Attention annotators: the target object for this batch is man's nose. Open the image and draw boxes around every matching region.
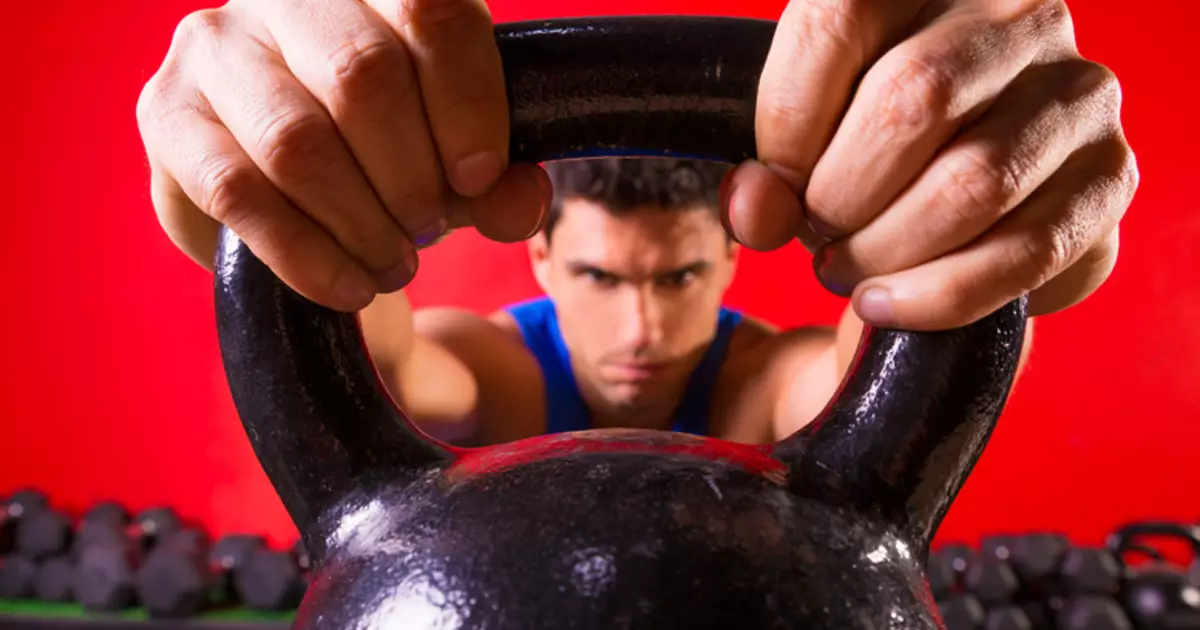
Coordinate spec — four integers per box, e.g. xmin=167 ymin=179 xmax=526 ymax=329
xmin=617 ymin=287 xmax=665 ymax=351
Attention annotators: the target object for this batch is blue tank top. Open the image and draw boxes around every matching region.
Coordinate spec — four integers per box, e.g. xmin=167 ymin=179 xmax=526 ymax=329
xmin=505 ymin=297 xmax=744 ymax=436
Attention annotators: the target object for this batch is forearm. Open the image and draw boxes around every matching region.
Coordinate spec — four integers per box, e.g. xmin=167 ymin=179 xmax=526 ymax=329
xmin=358 ymin=290 xmax=419 ymax=398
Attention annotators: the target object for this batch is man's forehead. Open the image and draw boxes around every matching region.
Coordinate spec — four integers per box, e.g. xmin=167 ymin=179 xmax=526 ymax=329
xmin=552 ymin=198 xmax=723 ymax=243
xmin=550 ymin=199 xmax=726 ymax=272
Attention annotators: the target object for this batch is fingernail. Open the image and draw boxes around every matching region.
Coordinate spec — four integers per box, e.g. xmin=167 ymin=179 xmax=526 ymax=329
xmin=807 ymin=213 xmax=842 ymax=240
xmin=814 ymin=248 xmax=857 ymax=297
xmin=857 ymin=286 xmax=896 ymax=328
xmin=451 ymin=151 xmax=503 ymax=198
xmin=335 ymin=268 xmax=377 ymax=309
xmin=376 ymin=244 xmax=419 ymax=293
xmin=411 ymin=218 xmax=448 ymax=249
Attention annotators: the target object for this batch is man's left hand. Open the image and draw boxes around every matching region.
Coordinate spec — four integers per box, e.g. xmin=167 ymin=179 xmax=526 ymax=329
xmin=725 ymin=0 xmax=1139 ymax=330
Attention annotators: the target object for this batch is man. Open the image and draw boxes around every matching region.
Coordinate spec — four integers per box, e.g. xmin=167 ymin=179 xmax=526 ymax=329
xmin=360 ymin=157 xmax=854 ymax=445
xmin=136 ymin=0 xmax=1138 ymax=444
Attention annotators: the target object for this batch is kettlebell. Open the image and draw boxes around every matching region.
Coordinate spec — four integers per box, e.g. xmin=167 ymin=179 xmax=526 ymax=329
xmin=1107 ymin=521 xmax=1200 ymax=629
xmin=214 ymin=16 xmax=1029 ymax=630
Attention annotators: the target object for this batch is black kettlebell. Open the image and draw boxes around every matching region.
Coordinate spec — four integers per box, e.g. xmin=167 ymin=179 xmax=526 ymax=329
xmin=1107 ymin=521 xmax=1200 ymax=629
xmin=214 ymin=16 xmax=1029 ymax=630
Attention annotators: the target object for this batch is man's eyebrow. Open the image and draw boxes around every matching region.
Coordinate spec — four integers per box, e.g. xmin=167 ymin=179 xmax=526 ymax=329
xmin=564 ymin=260 xmax=712 ymax=279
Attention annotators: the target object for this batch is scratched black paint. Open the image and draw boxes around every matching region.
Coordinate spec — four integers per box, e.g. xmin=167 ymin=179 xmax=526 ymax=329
xmin=214 ymin=15 xmax=1029 ymax=630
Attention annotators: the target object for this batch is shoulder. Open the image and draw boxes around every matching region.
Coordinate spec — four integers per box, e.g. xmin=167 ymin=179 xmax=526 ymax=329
xmin=709 ymin=314 xmax=838 ymax=443
xmin=410 ymin=303 xmax=546 ymax=443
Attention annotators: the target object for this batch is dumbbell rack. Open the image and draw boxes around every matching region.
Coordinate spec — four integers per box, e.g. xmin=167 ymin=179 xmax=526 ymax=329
xmin=0 ymin=601 xmax=289 ymax=630
xmin=1 ymin=491 xmax=305 ymax=629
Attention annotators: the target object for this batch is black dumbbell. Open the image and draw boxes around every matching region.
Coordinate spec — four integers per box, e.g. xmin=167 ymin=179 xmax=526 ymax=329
xmin=209 ymin=534 xmax=266 ymax=605
xmin=982 ymin=535 xmax=1019 ymax=562
xmin=941 ymin=543 xmax=978 ymax=577
xmin=941 ymin=593 xmax=988 ymax=630
xmin=965 ymin=557 xmax=1021 ymax=607
xmin=135 ymin=529 xmax=214 ymax=618
xmin=1055 ymin=595 xmax=1132 ymax=630
xmin=292 ymin=539 xmax=311 ymax=572
xmin=130 ymin=507 xmax=181 ymax=555
xmin=0 ymin=555 xmax=38 ymax=598
xmin=0 ymin=490 xmax=48 ymax=555
xmin=1107 ymin=520 xmax=1200 ymax=630
xmin=929 ymin=549 xmax=960 ymax=599
xmin=74 ymin=537 xmax=141 ymax=611
xmin=235 ymin=547 xmax=306 ymax=610
xmin=34 ymin=555 xmax=75 ymax=602
xmin=984 ymin=605 xmax=1034 ymax=630
xmin=1009 ymin=532 xmax=1070 ymax=598
xmin=1059 ymin=547 xmax=1121 ymax=596
xmin=73 ymin=501 xmax=131 ymax=555
xmin=16 ymin=508 xmax=73 ymax=561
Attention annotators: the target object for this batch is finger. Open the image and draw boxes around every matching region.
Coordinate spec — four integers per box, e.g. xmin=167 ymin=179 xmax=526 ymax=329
xmin=260 ymin=0 xmax=450 ymax=250
xmin=366 ymin=0 xmax=499 ymax=189
xmin=718 ymin=161 xmax=809 ymax=252
xmin=1028 ymin=226 xmax=1119 ymax=316
xmin=806 ymin=0 xmax=1075 ymax=238
xmin=753 ymin=0 xmax=929 ymax=189
xmin=366 ymin=0 xmax=545 ymax=241
xmin=815 ymin=58 xmax=1122 ymax=295
xmin=462 ymin=162 xmax=551 ymax=242
xmin=844 ymin=136 xmax=1138 ymax=331
xmin=149 ymin=166 xmax=222 ymax=271
xmin=144 ymin=103 xmax=379 ymax=312
xmin=189 ymin=14 xmax=418 ymax=291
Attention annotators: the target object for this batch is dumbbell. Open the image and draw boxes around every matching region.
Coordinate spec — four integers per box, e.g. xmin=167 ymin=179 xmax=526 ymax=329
xmin=235 ymin=546 xmax=307 ymax=610
xmin=1106 ymin=521 xmax=1200 ymax=630
xmin=1055 ymin=595 xmax=1133 ymax=630
xmin=209 ymin=534 xmax=267 ymax=605
xmin=1059 ymin=547 xmax=1121 ymax=596
xmin=73 ymin=501 xmax=131 ymax=554
xmin=0 ymin=490 xmax=49 ymax=555
xmin=135 ymin=529 xmax=214 ymax=618
xmin=16 ymin=507 xmax=73 ymax=561
xmin=929 ymin=549 xmax=961 ymax=599
xmin=1009 ymin=533 xmax=1070 ymax=598
xmin=0 ymin=555 xmax=38 ymax=598
xmin=74 ymin=530 xmax=143 ymax=611
xmin=34 ymin=555 xmax=75 ymax=602
xmin=964 ymin=557 xmax=1021 ymax=607
xmin=941 ymin=593 xmax=988 ymax=630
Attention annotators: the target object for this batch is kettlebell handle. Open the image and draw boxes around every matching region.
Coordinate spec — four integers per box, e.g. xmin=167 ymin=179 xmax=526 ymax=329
xmin=215 ymin=15 xmax=1028 ymax=555
xmin=1108 ymin=521 xmax=1200 ymax=566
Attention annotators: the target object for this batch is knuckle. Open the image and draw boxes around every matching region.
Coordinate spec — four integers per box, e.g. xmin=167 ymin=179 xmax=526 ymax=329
xmin=940 ymin=144 xmax=1025 ymax=224
xmin=787 ymin=0 xmax=870 ymax=66
xmin=1100 ymin=137 xmax=1141 ymax=202
xmin=255 ymin=111 xmax=337 ymax=181
xmin=172 ymin=8 xmax=230 ymax=50
xmin=198 ymin=160 xmax=261 ymax=228
xmin=1018 ymin=223 xmax=1072 ymax=290
xmin=326 ymin=35 xmax=412 ymax=105
xmin=398 ymin=0 xmax=492 ymax=34
xmin=876 ymin=53 xmax=957 ymax=132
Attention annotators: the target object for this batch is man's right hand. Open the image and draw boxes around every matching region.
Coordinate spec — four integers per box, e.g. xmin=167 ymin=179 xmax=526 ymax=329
xmin=137 ymin=0 xmax=550 ymax=312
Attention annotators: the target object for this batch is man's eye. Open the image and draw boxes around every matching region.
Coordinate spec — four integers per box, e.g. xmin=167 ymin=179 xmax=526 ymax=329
xmin=584 ymin=270 xmax=617 ymax=285
xmin=661 ymin=270 xmax=697 ymax=288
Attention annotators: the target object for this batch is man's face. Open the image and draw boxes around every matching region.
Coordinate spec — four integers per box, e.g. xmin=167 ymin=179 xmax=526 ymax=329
xmin=529 ymin=199 xmax=737 ymax=412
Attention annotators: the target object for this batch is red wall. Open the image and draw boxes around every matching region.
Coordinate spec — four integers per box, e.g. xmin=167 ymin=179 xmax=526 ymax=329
xmin=0 ymin=0 xmax=1196 ymax=549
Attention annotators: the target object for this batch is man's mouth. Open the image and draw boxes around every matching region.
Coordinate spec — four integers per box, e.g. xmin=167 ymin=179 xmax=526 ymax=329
xmin=606 ymin=362 xmax=670 ymax=381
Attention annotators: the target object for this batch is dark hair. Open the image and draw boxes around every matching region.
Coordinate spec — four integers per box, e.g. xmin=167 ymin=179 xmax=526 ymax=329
xmin=541 ymin=158 xmax=733 ymax=241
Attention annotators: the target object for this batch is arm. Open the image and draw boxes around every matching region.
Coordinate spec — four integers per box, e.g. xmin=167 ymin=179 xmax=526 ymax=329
xmin=767 ymin=303 xmax=1037 ymax=441
xmin=358 ymin=292 xmax=545 ymax=444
